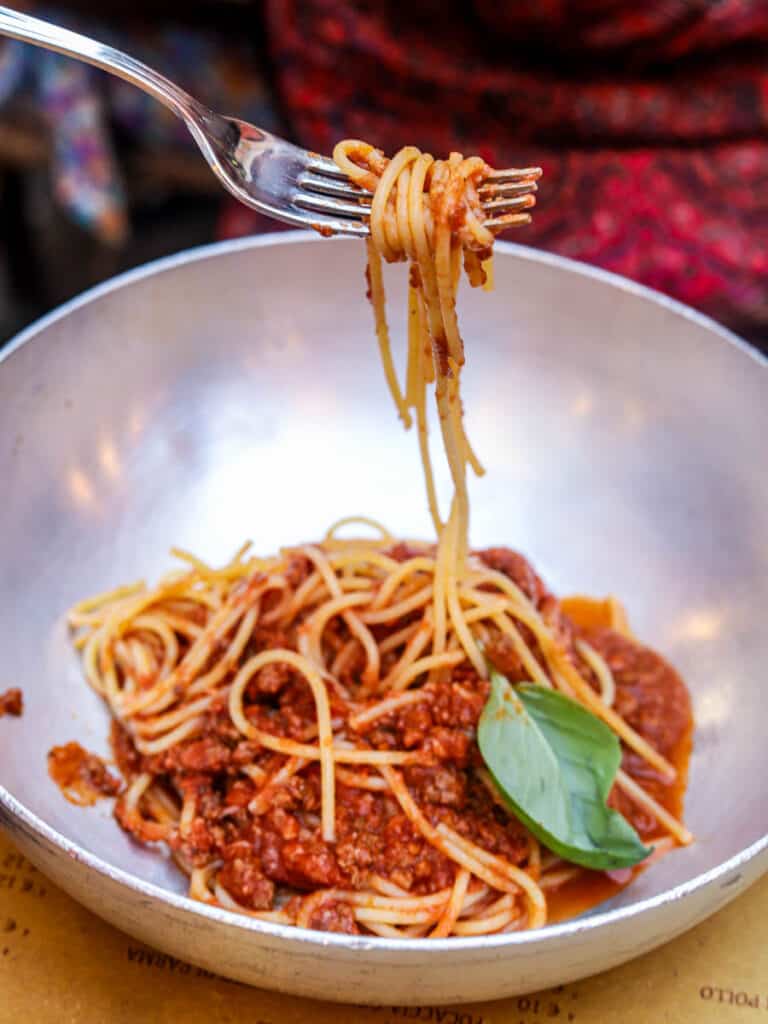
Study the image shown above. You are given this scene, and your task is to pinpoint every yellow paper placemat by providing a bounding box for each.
[0,826,765,1022]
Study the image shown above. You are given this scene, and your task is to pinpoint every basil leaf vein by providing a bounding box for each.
[478,671,651,870]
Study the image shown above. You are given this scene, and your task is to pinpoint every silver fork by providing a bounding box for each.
[0,5,541,237]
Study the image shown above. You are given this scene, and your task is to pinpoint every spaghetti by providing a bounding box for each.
[64,142,693,937]
[68,526,692,936]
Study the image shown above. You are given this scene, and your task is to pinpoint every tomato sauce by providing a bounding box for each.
[48,742,122,807]
[548,595,694,921]
[0,687,23,717]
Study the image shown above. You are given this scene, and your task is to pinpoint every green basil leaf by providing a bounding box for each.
[478,671,652,870]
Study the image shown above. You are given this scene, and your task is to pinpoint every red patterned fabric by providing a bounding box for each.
[243,0,768,336]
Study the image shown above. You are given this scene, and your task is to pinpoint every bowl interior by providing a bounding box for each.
[1,234,766,920]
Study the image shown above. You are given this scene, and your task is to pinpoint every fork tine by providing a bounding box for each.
[479,180,538,199]
[301,168,537,211]
[297,170,373,205]
[293,190,371,221]
[484,212,533,231]
[484,166,543,184]
[309,216,369,237]
[298,155,541,226]
[296,191,536,226]
[313,216,369,237]
[309,153,542,188]
[481,194,537,216]
[311,153,542,183]
[305,153,350,181]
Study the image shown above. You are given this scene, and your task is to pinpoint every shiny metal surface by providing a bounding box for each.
[0,6,365,235]
[0,233,766,1005]
[0,7,539,237]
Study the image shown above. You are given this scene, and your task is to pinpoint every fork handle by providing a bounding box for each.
[0,5,202,123]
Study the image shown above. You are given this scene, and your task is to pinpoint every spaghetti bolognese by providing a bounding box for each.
[62,142,693,937]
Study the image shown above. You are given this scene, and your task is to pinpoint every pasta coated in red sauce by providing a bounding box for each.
[48,742,122,807]
[99,548,691,934]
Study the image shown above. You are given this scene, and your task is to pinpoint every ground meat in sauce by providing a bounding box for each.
[284,553,313,588]
[48,742,122,806]
[479,547,579,656]
[582,627,692,837]
[586,628,691,760]
[98,545,691,930]
[217,842,275,910]
[0,688,22,717]
[111,720,143,777]
[307,898,360,935]
[385,541,434,563]
[477,547,550,606]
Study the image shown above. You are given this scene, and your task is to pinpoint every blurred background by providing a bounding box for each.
[0,0,766,350]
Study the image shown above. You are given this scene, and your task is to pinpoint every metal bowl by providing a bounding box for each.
[1,233,766,1005]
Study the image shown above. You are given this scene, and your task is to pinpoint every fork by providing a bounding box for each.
[0,5,541,237]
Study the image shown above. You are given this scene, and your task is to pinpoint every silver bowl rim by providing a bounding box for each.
[1,230,766,955]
